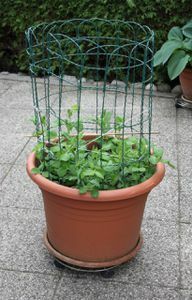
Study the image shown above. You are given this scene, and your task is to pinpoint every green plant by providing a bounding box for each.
[31,106,173,198]
[154,20,192,80]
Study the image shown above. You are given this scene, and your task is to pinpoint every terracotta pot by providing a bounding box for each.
[26,138,165,268]
[179,68,192,101]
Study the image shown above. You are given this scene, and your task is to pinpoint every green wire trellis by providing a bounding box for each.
[26,18,154,175]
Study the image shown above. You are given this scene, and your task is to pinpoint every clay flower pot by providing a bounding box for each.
[27,145,165,268]
[179,68,192,101]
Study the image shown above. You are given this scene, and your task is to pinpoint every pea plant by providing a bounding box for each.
[31,105,174,197]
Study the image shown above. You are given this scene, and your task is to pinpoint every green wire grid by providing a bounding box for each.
[26,18,154,171]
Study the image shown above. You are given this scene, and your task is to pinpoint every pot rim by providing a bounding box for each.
[26,151,165,202]
[180,68,192,75]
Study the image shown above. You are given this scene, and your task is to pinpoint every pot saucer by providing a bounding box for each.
[43,229,143,269]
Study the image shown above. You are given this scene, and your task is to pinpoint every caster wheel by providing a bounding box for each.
[54,259,66,269]
[100,269,115,278]
[175,102,183,108]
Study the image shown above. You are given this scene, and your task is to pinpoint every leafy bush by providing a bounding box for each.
[154,20,192,80]
[1,0,192,81]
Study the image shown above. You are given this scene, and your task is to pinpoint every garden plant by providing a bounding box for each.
[26,19,169,269]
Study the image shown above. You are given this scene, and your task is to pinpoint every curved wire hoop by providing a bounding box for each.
[26,18,154,177]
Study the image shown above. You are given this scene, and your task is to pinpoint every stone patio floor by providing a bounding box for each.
[0,73,192,299]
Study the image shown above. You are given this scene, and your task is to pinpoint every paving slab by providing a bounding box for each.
[107,219,179,288]
[180,290,192,300]
[0,134,29,164]
[0,164,11,184]
[177,111,192,144]
[178,143,192,178]
[180,223,192,289]
[145,175,179,221]
[152,134,177,176]
[0,207,61,275]
[180,177,192,223]
[152,97,176,118]
[0,164,42,209]
[152,114,176,136]
[0,81,33,110]
[0,270,59,300]
[15,137,36,166]
[54,277,179,300]
[0,80,13,96]
[0,80,59,110]
[0,108,33,135]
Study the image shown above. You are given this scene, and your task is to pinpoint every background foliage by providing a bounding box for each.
[1,0,192,82]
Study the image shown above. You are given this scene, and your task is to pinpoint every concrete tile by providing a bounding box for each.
[0,164,11,184]
[0,165,42,209]
[0,270,58,300]
[180,177,192,223]
[152,115,176,136]
[153,99,176,119]
[180,290,192,300]
[0,108,33,135]
[145,175,179,221]
[177,106,192,119]
[178,144,192,178]
[54,277,179,300]
[152,134,178,176]
[0,80,12,96]
[180,224,192,288]
[0,134,29,164]
[0,80,59,110]
[0,207,61,275]
[106,219,179,287]
[15,138,36,166]
[177,115,192,144]
[0,81,33,110]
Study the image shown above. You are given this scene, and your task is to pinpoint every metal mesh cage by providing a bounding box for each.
[26,19,155,193]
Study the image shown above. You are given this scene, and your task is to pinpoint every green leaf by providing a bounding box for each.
[182,21,192,38]
[51,145,61,153]
[79,186,88,194]
[30,116,37,125]
[162,160,176,169]
[149,155,158,165]
[94,170,104,179]
[168,26,183,41]
[102,143,113,151]
[126,136,138,147]
[31,167,40,174]
[42,171,49,178]
[153,40,182,66]
[56,168,67,177]
[132,167,146,172]
[91,190,99,198]
[48,130,57,139]
[126,0,135,8]
[81,169,95,178]
[183,39,192,51]
[167,50,190,80]
[41,115,46,126]
[60,153,71,161]
[49,160,61,168]
[72,104,78,112]
[89,179,101,188]
[153,147,163,159]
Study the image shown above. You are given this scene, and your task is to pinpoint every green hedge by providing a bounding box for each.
[0,0,191,80]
